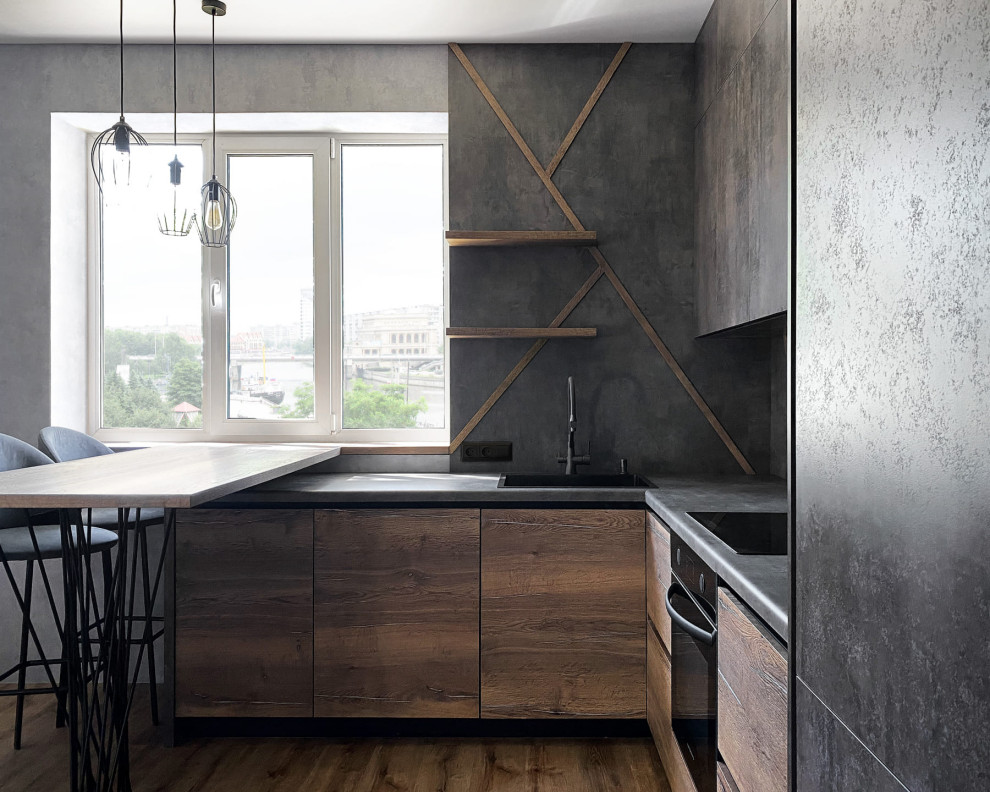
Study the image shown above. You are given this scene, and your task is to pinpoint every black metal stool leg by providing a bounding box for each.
[137,525,159,725]
[14,559,34,750]
[55,622,68,728]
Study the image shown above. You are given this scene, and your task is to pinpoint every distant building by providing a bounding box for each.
[343,305,442,358]
[299,288,314,341]
[230,331,265,355]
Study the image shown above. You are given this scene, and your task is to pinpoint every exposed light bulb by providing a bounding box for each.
[112,148,131,186]
[111,122,132,187]
[205,199,224,230]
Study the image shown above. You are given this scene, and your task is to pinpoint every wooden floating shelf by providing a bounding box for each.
[445,230,598,247]
[446,327,598,339]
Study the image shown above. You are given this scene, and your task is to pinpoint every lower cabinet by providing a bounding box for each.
[716,761,741,792]
[480,509,645,718]
[647,512,673,651]
[172,505,653,726]
[646,511,695,791]
[313,509,480,717]
[174,509,315,717]
[716,589,787,792]
[647,623,696,792]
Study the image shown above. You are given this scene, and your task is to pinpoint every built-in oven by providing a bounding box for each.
[666,530,718,792]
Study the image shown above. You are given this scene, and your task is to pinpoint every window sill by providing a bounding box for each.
[107,440,451,456]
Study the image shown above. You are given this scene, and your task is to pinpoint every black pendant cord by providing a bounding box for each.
[211,13,217,179]
[118,0,124,119]
[172,0,177,148]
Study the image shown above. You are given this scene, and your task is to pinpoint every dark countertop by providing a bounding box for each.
[214,472,649,506]
[644,476,788,640]
[215,470,788,639]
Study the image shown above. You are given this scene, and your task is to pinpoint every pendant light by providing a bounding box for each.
[159,0,193,236]
[90,0,147,193]
[194,0,236,248]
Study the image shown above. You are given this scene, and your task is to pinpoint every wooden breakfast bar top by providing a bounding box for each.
[0,443,341,509]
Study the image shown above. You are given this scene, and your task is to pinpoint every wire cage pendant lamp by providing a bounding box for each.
[90,0,147,193]
[194,0,237,248]
[159,0,193,236]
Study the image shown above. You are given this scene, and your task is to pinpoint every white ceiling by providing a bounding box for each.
[0,0,712,44]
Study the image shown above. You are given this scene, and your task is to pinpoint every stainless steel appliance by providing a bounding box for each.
[666,530,718,792]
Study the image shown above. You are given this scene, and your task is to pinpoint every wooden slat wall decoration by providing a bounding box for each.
[480,509,645,719]
[448,265,604,453]
[546,42,632,178]
[174,509,314,717]
[445,230,598,246]
[314,509,480,718]
[446,42,756,474]
[446,327,597,339]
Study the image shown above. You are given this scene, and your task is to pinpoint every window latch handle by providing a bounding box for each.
[210,280,222,308]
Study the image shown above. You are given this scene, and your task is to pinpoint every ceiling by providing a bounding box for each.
[0,0,712,44]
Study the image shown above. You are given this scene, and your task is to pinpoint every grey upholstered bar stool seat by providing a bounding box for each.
[0,433,118,750]
[0,524,117,561]
[38,426,166,724]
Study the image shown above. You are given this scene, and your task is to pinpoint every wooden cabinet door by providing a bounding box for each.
[481,509,645,719]
[646,512,673,653]
[314,509,480,718]
[647,624,696,792]
[174,509,314,717]
[717,588,787,792]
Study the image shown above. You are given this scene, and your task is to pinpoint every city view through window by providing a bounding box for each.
[341,144,446,430]
[99,139,446,435]
[101,144,205,430]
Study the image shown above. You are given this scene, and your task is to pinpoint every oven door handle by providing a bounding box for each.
[665,582,717,646]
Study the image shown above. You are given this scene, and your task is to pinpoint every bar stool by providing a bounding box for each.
[0,433,118,749]
[38,426,166,725]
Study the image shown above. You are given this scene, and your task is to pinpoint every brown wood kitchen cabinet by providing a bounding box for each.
[717,588,787,792]
[481,509,645,718]
[174,509,315,717]
[646,512,695,792]
[313,509,480,718]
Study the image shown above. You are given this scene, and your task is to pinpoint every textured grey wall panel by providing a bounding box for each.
[448,43,775,475]
[796,1,990,789]
[795,682,906,792]
[0,43,446,444]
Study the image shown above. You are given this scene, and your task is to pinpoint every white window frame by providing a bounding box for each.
[88,131,449,443]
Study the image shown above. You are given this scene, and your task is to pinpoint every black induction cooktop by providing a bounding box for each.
[686,511,788,555]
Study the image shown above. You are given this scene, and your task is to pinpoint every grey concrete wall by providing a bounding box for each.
[447,43,774,475]
[0,42,446,684]
[796,1,990,789]
[0,42,446,445]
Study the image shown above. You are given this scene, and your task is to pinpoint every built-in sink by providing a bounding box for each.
[497,473,653,488]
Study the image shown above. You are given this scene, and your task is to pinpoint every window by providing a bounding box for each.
[98,143,205,431]
[91,132,448,442]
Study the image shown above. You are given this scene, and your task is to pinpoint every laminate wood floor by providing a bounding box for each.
[0,689,672,792]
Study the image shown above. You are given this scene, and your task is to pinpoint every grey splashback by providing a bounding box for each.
[447,43,776,476]
[796,0,990,789]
